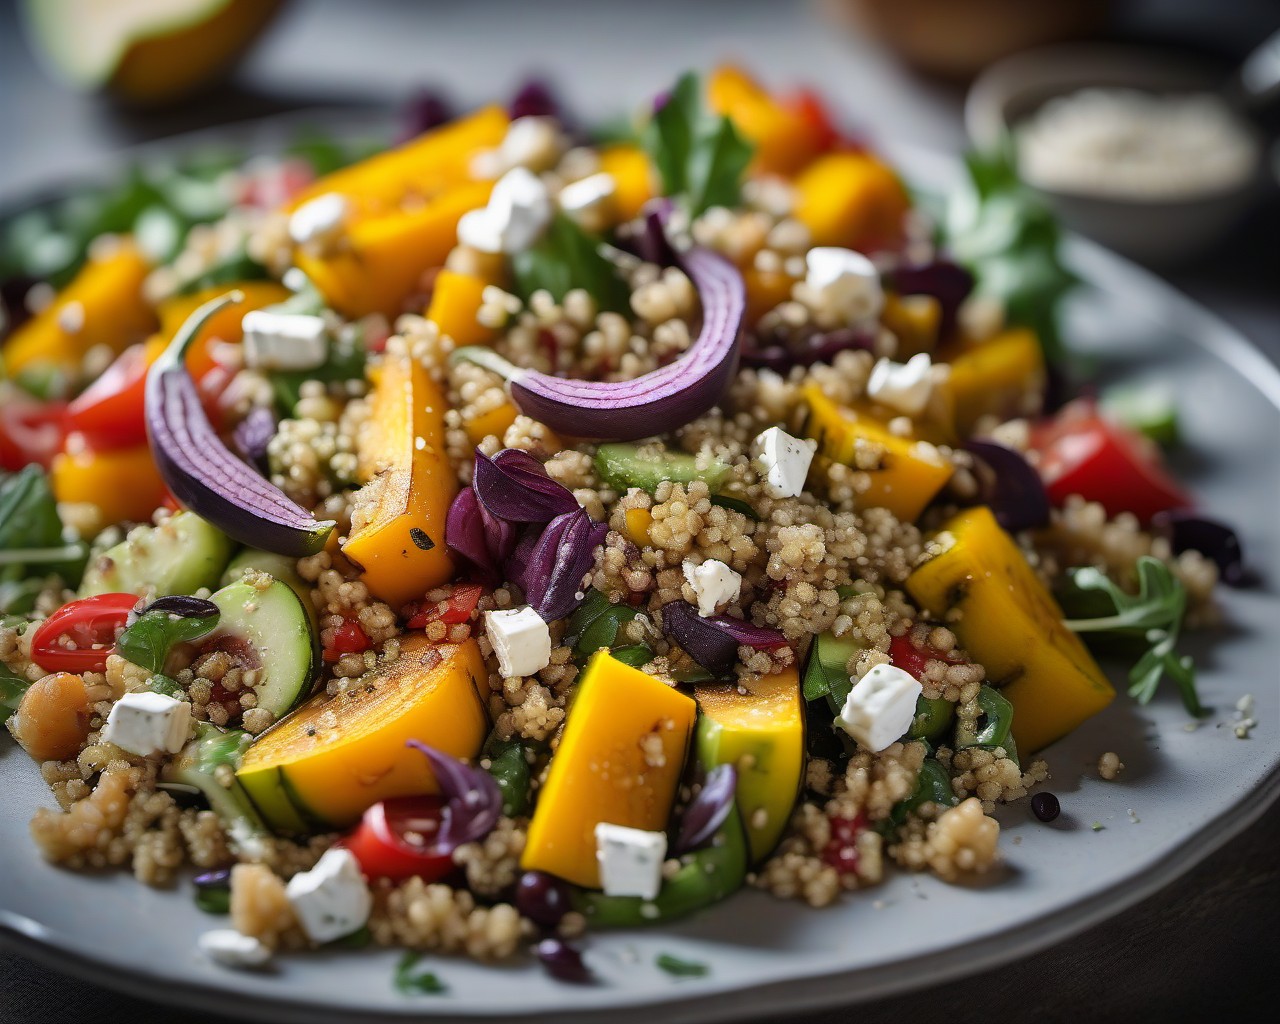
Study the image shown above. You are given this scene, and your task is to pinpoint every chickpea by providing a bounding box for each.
[10,672,93,762]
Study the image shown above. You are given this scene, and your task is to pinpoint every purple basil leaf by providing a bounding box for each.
[519,508,608,622]
[965,439,1051,533]
[1151,510,1247,586]
[473,448,579,523]
[661,601,740,677]
[231,405,276,475]
[889,259,974,339]
[505,525,543,595]
[406,741,503,852]
[674,763,738,854]
[446,488,503,585]
[397,87,453,143]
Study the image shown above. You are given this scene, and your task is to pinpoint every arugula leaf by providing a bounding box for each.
[643,73,754,217]
[1061,556,1202,715]
[394,952,446,995]
[655,952,709,977]
[1,663,30,726]
[116,608,220,675]
[482,733,532,817]
[511,214,631,313]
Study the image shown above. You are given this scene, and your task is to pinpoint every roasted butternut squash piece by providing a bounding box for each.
[3,240,155,382]
[708,65,824,177]
[597,145,656,223]
[50,438,166,524]
[287,105,509,215]
[939,327,1045,436]
[238,636,488,831]
[426,269,493,346]
[801,383,953,523]
[743,267,798,326]
[696,667,804,862]
[157,280,292,374]
[344,344,457,608]
[462,401,519,447]
[295,181,493,318]
[522,651,696,888]
[793,152,911,251]
[906,507,1115,753]
[881,292,942,359]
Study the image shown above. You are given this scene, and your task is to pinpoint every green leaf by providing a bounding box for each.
[510,214,631,314]
[708,494,759,521]
[0,466,65,553]
[656,952,709,977]
[686,115,753,217]
[394,952,446,995]
[645,73,700,197]
[1,663,31,726]
[116,608,220,675]
[482,734,532,817]
[194,885,230,915]
[801,631,860,705]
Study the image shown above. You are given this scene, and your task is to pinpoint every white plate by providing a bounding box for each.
[1,121,1277,1024]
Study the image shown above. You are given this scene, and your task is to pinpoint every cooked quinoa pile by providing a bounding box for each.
[0,68,1227,973]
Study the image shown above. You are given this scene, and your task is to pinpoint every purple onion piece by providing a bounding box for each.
[1151,510,1247,586]
[705,614,789,651]
[517,508,608,622]
[473,448,579,523]
[660,601,739,677]
[445,488,500,585]
[742,327,876,373]
[965,439,1051,534]
[889,259,974,339]
[535,938,593,984]
[231,405,276,475]
[516,871,573,928]
[397,87,453,143]
[509,78,562,121]
[193,868,232,889]
[0,274,39,338]
[145,294,334,557]
[674,764,738,855]
[144,596,220,619]
[405,741,502,852]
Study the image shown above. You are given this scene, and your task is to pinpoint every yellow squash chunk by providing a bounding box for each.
[708,65,821,177]
[623,508,653,547]
[296,181,493,318]
[940,327,1045,436]
[522,651,696,888]
[3,240,155,381]
[344,346,457,608]
[906,507,1115,753]
[238,636,488,830]
[50,439,165,525]
[598,145,656,223]
[881,292,942,359]
[426,269,493,346]
[743,267,797,327]
[157,280,291,338]
[801,383,953,522]
[463,401,519,447]
[288,105,509,215]
[695,668,804,862]
[794,152,911,250]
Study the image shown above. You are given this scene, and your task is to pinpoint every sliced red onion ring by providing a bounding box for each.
[472,448,579,523]
[515,508,608,622]
[405,740,502,852]
[1151,510,1247,586]
[673,763,738,854]
[231,405,276,475]
[661,601,787,677]
[965,439,1051,533]
[889,259,974,339]
[145,294,334,557]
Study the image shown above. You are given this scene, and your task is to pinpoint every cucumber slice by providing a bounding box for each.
[79,510,233,598]
[1101,384,1179,446]
[200,576,316,719]
[594,443,730,493]
[221,548,317,629]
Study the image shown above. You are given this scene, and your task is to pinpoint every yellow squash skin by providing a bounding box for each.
[801,383,953,523]
[237,637,488,831]
[793,152,911,250]
[522,651,697,888]
[51,440,165,525]
[426,269,494,347]
[905,507,1115,753]
[3,240,155,381]
[695,668,804,862]
[343,346,457,609]
[940,327,1045,435]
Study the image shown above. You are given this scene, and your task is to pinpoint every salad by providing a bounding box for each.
[0,68,1242,981]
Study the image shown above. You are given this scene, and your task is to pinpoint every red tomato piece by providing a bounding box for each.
[324,617,371,662]
[341,796,454,882]
[65,342,152,450]
[1031,400,1191,524]
[404,583,485,628]
[821,813,866,875]
[0,391,67,471]
[30,593,139,673]
[788,87,841,155]
[890,633,962,681]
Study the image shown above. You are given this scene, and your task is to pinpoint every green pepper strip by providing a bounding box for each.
[161,722,270,847]
[955,685,1015,752]
[886,758,958,831]
[573,804,748,927]
[909,695,955,742]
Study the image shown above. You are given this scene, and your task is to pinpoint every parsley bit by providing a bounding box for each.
[656,953,710,978]
[1091,821,1105,832]
[394,952,446,995]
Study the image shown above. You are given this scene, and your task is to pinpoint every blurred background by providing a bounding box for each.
[1,0,1278,1021]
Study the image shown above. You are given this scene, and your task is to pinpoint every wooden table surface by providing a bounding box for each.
[2,1,1277,1020]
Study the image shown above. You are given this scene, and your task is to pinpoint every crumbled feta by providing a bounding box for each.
[595,822,667,901]
[682,559,742,617]
[866,353,934,418]
[472,116,565,178]
[102,692,191,757]
[484,606,552,678]
[457,167,552,254]
[753,426,814,499]
[557,172,617,232]
[836,663,923,752]
[241,310,329,371]
[198,929,272,969]
[801,246,884,324]
[287,193,350,247]
[285,848,372,944]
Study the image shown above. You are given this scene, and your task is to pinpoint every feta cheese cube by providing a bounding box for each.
[241,310,329,371]
[288,193,350,247]
[102,692,191,757]
[682,558,742,617]
[801,247,884,325]
[285,848,371,944]
[866,353,934,418]
[836,663,923,752]
[754,426,814,498]
[198,929,272,969]
[457,167,552,254]
[595,822,667,901]
[484,606,552,678]
[557,172,617,232]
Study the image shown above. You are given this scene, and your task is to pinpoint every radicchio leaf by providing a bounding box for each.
[405,741,502,852]
[516,508,608,622]
[472,448,579,523]
[661,601,787,677]
[965,439,1051,533]
[673,763,737,854]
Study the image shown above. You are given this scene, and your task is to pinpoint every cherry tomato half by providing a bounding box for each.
[0,390,67,471]
[404,583,485,628]
[341,796,454,883]
[30,593,139,673]
[889,632,963,681]
[323,617,371,662]
[65,341,155,450]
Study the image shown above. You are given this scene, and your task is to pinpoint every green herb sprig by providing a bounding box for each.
[1,663,31,726]
[656,952,709,977]
[395,952,446,995]
[511,214,631,314]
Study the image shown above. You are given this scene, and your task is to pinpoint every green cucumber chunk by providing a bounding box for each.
[594,443,730,493]
[79,510,233,598]
[221,548,317,629]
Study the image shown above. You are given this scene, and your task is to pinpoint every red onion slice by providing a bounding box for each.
[673,763,737,854]
[661,600,787,677]
[965,439,1051,534]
